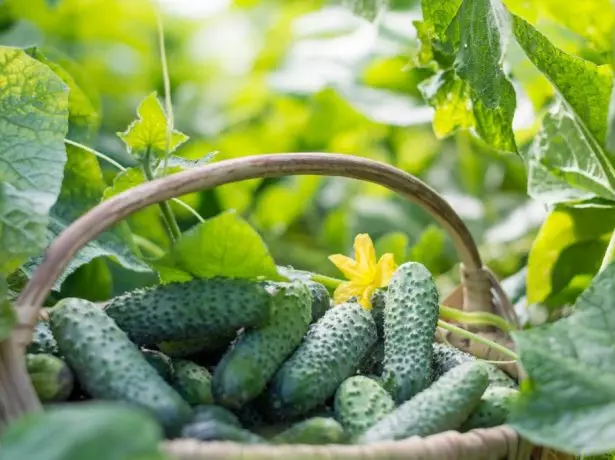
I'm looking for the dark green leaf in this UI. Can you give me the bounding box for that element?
[0,276,15,341]
[511,262,615,455]
[374,231,408,264]
[0,47,68,275]
[0,402,165,460]
[513,14,613,146]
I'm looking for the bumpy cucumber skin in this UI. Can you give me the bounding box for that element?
[192,405,242,427]
[272,417,346,445]
[370,288,386,338]
[26,353,74,403]
[182,421,266,444]
[268,301,377,419]
[461,386,518,431]
[305,281,331,322]
[158,332,236,358]
[357,362,489,444]
[142,349,174,382]
[27,322,59,356]
[432,342,517,389]
[334,376,394,437]
[213,282,312,409]
[173,360,214,406]
[50,298,191,434]
[105,278,271,345]
[358,341,384,376]
[382,262,439,403]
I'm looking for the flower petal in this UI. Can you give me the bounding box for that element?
[374,253,398,287]
[354,233,377,274]
[359,284,376,309]
[329,254,364,281]
[333,281,365,305]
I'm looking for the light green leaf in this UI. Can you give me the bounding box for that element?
[409,225,451,274]
[118,92,189,159]
[527,102,615,204]
[526,206,615,306]
[0,276,16,341]
[513,14,613,146]
[156,210,279,283]
[414,0,462,65]
[0,402,165,460]
[0,47,69,275]
[375,231,408,264]
[23,144,151,289]
[511,262,615,455]
[454,0,517,153]
[162,152,216,171]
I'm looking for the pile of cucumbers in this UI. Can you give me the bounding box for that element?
[26,262,518,445]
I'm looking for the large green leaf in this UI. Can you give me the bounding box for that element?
[0,47,68,275]
[156,210,279,283]
[511,262,615,455]
[526,206,615,306]
[513,15,613,146]
[0,276,16,341]
[0,402,165,460]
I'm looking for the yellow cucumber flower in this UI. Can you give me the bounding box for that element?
[329,233,398,309]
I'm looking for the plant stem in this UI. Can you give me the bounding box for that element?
[599,228,615,273]
[310,273,344,291]
[155,5,173,176]
[439,304,514,333]
[133,234,166,259]
[437,319,519,361]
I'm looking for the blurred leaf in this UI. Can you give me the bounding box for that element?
[0,47,68,275]
[118,92,189,160]
[513,15,613,146]
[163,152,216,170]
[393,127,440,175]
[156,210,279,283]
[342,0,388,21]
[59,257,112,302]
[362,56,433,97]
[320,208,351,254]
[0,402,165,460]
[23,145,151,289]
[527,103,615,205]
[527,206,615,306]
[375,231,408,264]
[453,0,517,153]
[0,277,16,341]
[408,225,451,274]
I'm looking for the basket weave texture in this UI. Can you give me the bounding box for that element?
[5,154,530,459]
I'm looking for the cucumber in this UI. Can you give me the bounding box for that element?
[370,288,386,338]
[213,282,312,409]
[432,342,517,389]
[272,417,345,445]
[142,349,174,382]
[192,405,242,428]
[267,301,377,419]
[50,298,191,434]
[104,278,271,345]
[158,332,236,358]
[27,321,59,356]
[460,386,518,431]
[306,281,331,322]
[334,376,394,437]
[237,400,267,429]
[382,262,439,403]
[358,341,384,376]
[26,353,74,403]
[357,362,488,444]
[173,360,214,406]
[181,420,266,444]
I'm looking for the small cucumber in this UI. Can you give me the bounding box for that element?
[27,321,59,356]
[382,262,439,403]
[357,341,384,376]
[182,421,266,444]
[268,301,377,419]
[370,288,386,338]
[306,281,331,322]
[158,332,236,358]
[213,282,312,409]
[105,278,271,345]
[272,417,346,445]
[461,386,518,431]
[357,362,488,444]
[50,298,191,435]
[334,376,394,437]
[192,405,242,428]
[142,349,174,382]
[173,360,214,406]
[26,353,74,403]
[432,342,517,389]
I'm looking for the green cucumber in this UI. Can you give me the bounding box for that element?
[181,421,266,444]
[306,281,331,322]
[173,360,214,406]
[142,349,174,382]
[50,298,191,434]
[272,417,345,445]
[268,301,377,419]
[370,288,386,338]
[460,386,518,431]
[158,332,235,358]
[213,282,312,409]
[334,376,394,437]
[104,278,271,345]
[26,353,74,403]
[192,405,242,428]
[432,342,517,389]
[357,362,488,444]
[382,262,439,403]
[358,341,384,376]
[27,321,59,356]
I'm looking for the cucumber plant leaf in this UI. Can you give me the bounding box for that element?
[155,210,280,283]
[511,262,615,455]
[0,276,16,341]
[0,47,69,275]
[118,92,189,160]
[0,402,165,460]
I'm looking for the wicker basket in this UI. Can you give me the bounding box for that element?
[5,153,535,459]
